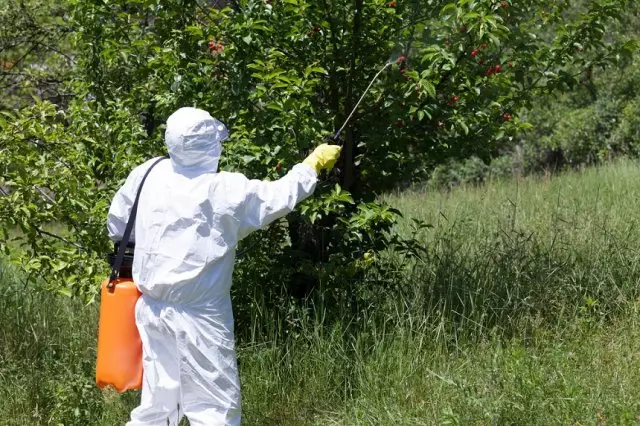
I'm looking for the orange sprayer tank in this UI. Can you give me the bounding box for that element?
[96,156,167,393]
[95,278,143,392]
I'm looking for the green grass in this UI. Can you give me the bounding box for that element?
[240,310,640,425]
[385,160,640,334]
[0,263,138,425]
[4,160,640,424]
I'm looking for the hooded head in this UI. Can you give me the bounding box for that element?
[164,107,229,172]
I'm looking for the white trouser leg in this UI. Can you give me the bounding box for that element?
[126,297,184,426]
[178,317,241,425]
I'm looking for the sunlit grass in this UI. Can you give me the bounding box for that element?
[4,160,640,424]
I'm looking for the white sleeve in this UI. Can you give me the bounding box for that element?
[106,158,160,242]
[236,164,318,240]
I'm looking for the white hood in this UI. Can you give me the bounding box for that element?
[164,107,229,172]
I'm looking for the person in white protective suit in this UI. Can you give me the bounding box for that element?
[106,107,341,425]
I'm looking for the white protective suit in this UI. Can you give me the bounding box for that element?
[107,107,318,425]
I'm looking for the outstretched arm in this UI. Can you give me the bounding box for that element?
[236,164,317,240]
[236,144,341,239]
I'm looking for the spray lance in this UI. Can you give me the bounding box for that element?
[328,60,395,143]
[325,59,398,144]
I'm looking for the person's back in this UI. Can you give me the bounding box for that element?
[107,107,340,425]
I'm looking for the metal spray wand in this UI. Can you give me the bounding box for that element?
[329,61,394,142]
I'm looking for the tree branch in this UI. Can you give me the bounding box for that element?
[36,227,88,252]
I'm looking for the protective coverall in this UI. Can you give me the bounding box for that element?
[107,107,340,425]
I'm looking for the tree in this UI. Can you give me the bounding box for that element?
[0,0,73,110]
[0,1,635,325]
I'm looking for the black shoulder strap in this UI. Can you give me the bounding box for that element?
[108,156,168,285]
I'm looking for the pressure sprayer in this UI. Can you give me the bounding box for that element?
[95,156,168,393]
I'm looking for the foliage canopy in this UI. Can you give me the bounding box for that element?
[0,0,635,309]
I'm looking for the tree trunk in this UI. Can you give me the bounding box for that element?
[341,0,363,191]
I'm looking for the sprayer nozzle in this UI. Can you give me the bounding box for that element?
[387,50,408,65]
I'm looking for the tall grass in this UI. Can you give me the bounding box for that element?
[3,161,640,424]
[386,160,640,337]
[0,262,138,425]
[240,307,640,425]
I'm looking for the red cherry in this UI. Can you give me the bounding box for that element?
[276,162,283,170]
[482,43,487,49]
[503,113,512,120]
[388,1,396,7]
[399,68,406,74]
[486,67,494,76]
[495,64,502,73]
[396,55,406,64]
[501,1,507,8]
[209,40,224,52]
[471,49,479,57]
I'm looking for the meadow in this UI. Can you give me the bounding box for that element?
[3,161,640,425]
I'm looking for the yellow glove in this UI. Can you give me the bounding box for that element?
[302,144,342,174]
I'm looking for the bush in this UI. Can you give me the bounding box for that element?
[430,156,490,189]
[488,154,516,180]
[609,99,640,156]
[518,56,640,173]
